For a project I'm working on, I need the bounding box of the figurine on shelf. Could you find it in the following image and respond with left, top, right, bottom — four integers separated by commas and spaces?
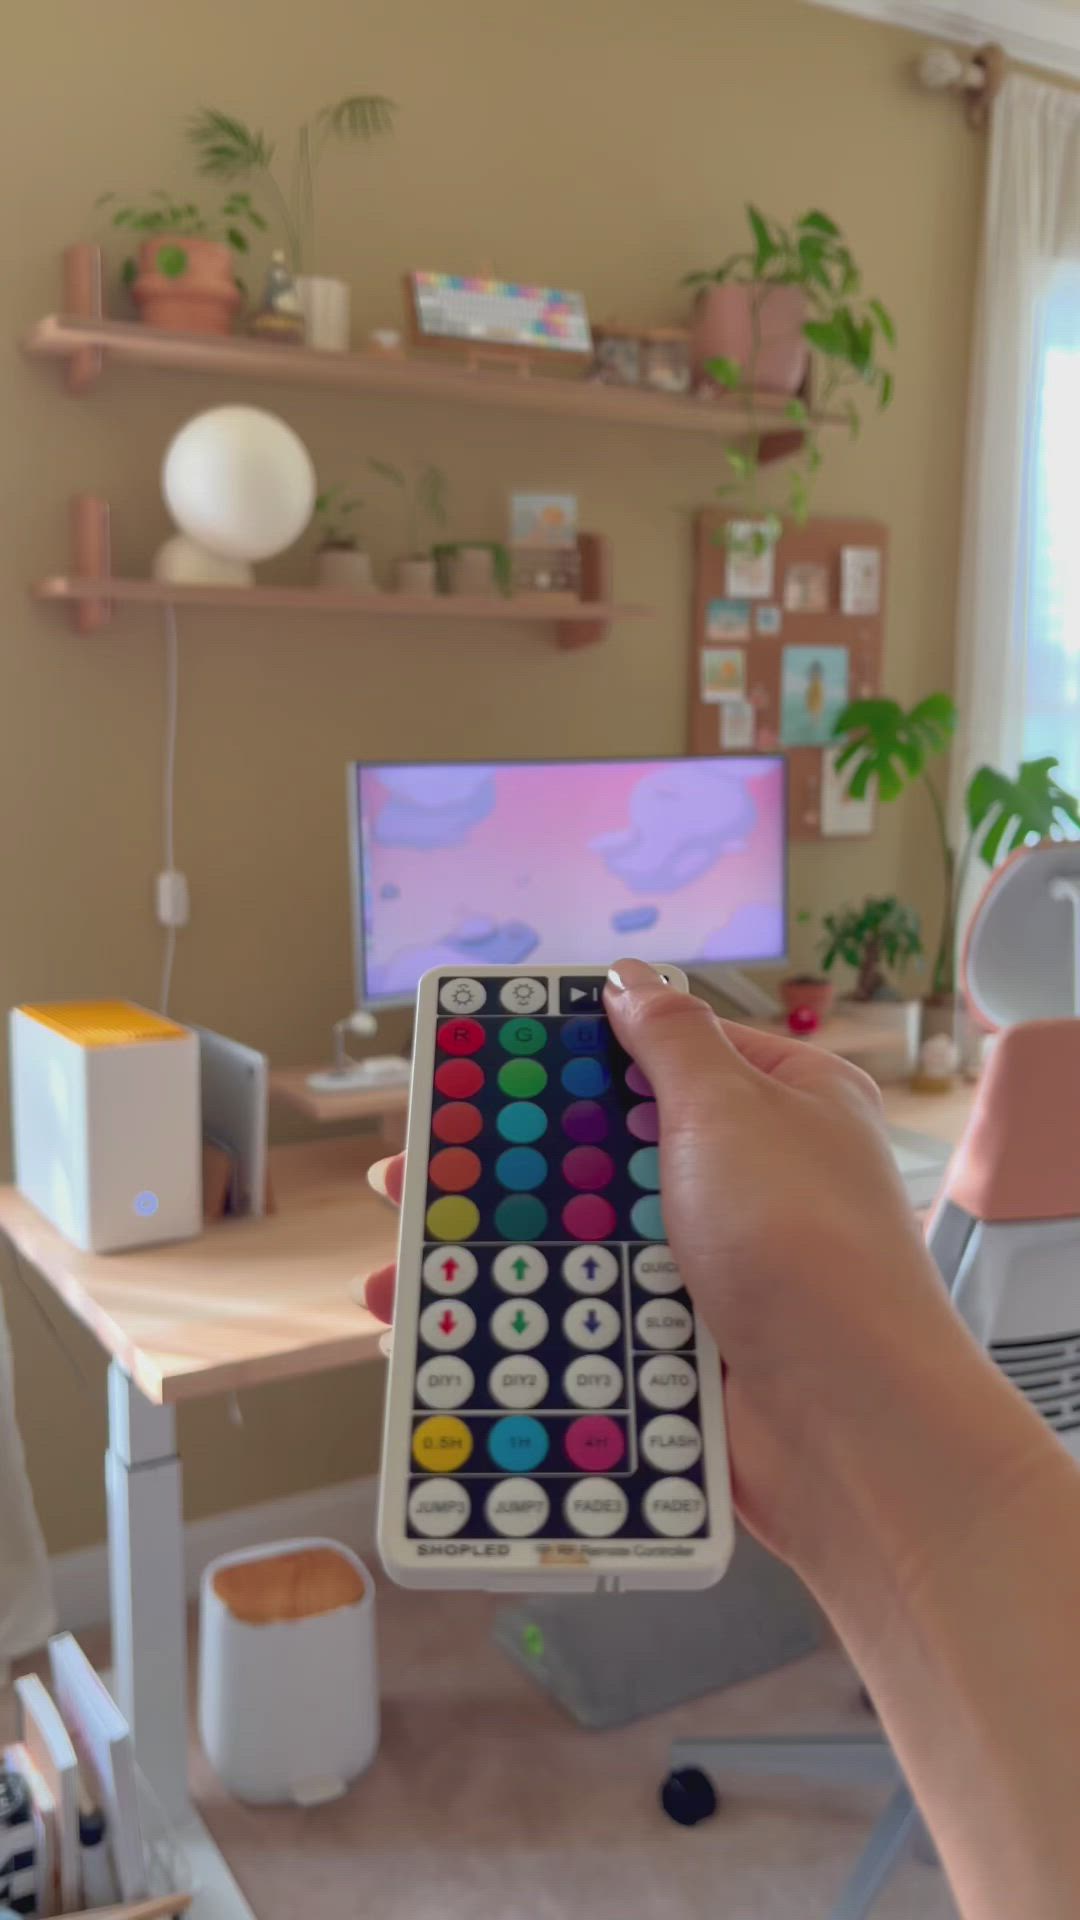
248, 250, 304, 344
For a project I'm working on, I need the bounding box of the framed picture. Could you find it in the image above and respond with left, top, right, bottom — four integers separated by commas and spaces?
509, 493, 578, 549
780, 644, 850, 746
754, 605, 782, 638
841, 546, 882, 616
821, 744, 875, 836
783, 562, 830, 613
701, 646, 747, 703
719, 699, 756, 749
706, 599, 751, 641
724, 523, 775, 600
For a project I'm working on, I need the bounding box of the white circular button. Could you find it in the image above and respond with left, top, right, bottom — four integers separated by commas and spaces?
562, 1245, 619, 1294
563, 1299, 622, 1351
489, 1357, 549, 1410
415, 1356, 474, 1410
641, 1414, 702, 1471
635, 1299, 694, 1350
439, 977, 487, 1014
490, 1297, 549, 1352
492, 1245, 549, 1294
485, 1478, 550, 1538
564, 1478, 629, 1538
499, 977, 548, 1014
408, 1478, 471, 1538
638, 1355, 698, 1411
419, 1298, 477, 1352
632, 1245, 683, 1294
643, 1477, 707, 1538
563, 1356, 623, 1409
422, 1245, 478, 1294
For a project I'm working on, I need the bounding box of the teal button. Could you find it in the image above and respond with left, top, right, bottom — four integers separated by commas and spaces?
488, 1415, 549, 1473
628, 1146, 660, 1190
496, 1146, 547, 1191
500, 1019, 546, 1056
495, 1194, 548, 1240
561, 1055, 611, 1097
631, 1194, 666, 1240
497, 1102, 548, 1145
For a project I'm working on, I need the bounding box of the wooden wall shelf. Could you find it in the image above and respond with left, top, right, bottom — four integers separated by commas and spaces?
23, 314, 834, 468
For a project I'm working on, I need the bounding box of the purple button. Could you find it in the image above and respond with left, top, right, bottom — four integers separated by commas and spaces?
562, 1146, 615, 1191
626, 1063, 653, 1097
562, 1100, 609, 1145
563, 1193, 617, 1241
564, 1415, 625, 1473
626, 1102, 660, 1143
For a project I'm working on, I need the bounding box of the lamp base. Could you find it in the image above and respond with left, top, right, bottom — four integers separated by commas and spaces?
152, 535, 254, 587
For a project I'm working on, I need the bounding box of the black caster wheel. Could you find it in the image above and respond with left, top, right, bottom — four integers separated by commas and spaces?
661, 1767, 719, 1826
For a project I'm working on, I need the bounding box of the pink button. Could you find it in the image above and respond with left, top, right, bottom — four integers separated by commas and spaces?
565, 1415, 625, 1473
626, 1102, 660, 1143
626, 1063, 653, 1097
562, 1146, 615, 1191
562, 1193, 617, 1240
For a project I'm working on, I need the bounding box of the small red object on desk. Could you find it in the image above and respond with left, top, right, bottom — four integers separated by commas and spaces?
787, 1005, 820, 1035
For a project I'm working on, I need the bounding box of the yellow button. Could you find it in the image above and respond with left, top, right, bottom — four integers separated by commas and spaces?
426, 1195, 480, 1242
412, 1416, 473, 1473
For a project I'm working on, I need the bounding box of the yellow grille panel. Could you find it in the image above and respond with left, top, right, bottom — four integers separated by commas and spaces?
18, 1000, 187, 1047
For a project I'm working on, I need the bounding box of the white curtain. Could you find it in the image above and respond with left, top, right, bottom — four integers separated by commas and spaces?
950, 75, 1080, 836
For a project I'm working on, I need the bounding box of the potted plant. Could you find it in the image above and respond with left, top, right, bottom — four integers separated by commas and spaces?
818, 895, 923, 1070
683, 205, 895, 533
832, 694, 1080, 1042
778, 915, 835, 1025
432, 541, 513, 598
368, 460, 449, 594
188, 97, 395, 350
313, 485, 374, 591
96, 189, 266, 333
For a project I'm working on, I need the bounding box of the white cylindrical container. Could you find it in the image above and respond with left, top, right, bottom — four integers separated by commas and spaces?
316, 547, 375, 591
198, 1538, 378, 1805
296, 276, 351, 351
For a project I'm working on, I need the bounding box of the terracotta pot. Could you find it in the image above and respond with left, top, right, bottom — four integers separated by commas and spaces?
691, 283, 808, 395
133, 236, 240, 335
316, 547, 375, 592
779, 976, 834, 1021
395, 555, 437, 595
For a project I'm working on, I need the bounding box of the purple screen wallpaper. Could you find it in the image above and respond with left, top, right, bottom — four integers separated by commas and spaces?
353, 759, 786, 1002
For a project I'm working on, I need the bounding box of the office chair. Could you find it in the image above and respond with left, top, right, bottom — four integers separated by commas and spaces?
661, 839, 1080, 1920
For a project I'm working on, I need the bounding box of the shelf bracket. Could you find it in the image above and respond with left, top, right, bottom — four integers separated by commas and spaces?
557, 533, 612, 650
69, 493, 113, 633
62, 245, 106, 393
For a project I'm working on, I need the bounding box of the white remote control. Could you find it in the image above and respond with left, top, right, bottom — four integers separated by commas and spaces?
377, 964, 734, 1591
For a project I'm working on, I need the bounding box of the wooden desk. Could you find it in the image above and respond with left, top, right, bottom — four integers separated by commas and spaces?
269, 1066, 408, 1136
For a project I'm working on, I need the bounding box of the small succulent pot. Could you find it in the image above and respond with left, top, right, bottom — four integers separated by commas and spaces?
316, 546, 375, 591
133, 236, 240, 335
395, 555, 437, 595
779, 976, 834, 1022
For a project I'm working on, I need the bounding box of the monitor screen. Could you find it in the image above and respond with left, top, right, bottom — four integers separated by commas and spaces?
348, 756, 787, 1006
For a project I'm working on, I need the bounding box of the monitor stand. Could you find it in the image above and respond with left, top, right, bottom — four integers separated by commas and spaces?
689, 967, 781, 1021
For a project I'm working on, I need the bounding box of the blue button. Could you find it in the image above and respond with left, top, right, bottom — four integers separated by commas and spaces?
562, 1017, 608, 1054
488, 1416, 549, 1473
628, 1147, 660, 1190
496, 1102, 548, 1145
495, 1194, 548, 1240
133, 1189, 159, 1218
631, 1194, 666, 1240
496, 1147, 548, 1191
561, 1055, 611, 1097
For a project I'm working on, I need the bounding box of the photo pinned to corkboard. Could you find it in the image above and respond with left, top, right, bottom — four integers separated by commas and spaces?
689, 510, 887, 841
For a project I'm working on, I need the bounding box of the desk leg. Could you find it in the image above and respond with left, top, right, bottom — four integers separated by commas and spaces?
105, 1363, 190, 1826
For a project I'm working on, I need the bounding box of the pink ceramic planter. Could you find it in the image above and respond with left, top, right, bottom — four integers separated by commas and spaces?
133, 236, 241, 335
691, 284, 809, 395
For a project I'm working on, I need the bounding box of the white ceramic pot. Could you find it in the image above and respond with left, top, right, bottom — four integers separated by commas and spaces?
449, 547, 497, 596
297, 275, 351, 351
316, 546, 375, 591
396, 555, 437, 595
841, 998, 921, 1076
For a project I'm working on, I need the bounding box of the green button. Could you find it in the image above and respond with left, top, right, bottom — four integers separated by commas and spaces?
494, 1194, 548, 1240
498, 1057, 548, 1098
499, 1018, 546, 1056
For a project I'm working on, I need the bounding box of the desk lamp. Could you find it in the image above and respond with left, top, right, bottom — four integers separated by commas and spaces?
306, 1011, 410, 1095
928, 839, 1080, 1463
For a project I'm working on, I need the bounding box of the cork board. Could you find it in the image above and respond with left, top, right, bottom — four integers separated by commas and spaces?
689, 511, 888, 841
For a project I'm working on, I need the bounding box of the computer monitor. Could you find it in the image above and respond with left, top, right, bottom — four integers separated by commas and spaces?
347, 756, 787, 1009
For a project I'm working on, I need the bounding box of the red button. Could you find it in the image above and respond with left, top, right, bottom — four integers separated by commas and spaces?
562, 1193, 617, 1240
431, 1102, 483, 1145
562, 1146, 615, 1191
434, 1058, 484, 1099
437, 1018, 485, 1056
429, 1147, 482, 1193
564, 1415, 625, 1472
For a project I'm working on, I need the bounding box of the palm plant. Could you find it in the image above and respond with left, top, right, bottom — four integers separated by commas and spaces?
188, 97, 395, 274
832, 693, 1080, 1000
819, 896, 922, 1002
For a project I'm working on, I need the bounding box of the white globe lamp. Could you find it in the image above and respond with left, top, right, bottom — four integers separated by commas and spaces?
154, 406, 317, 587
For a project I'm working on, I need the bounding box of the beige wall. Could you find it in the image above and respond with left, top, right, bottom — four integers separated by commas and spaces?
2, 0, 983, 1555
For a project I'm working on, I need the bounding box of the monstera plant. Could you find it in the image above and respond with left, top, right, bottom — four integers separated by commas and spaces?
832, 694, 1080, 1002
